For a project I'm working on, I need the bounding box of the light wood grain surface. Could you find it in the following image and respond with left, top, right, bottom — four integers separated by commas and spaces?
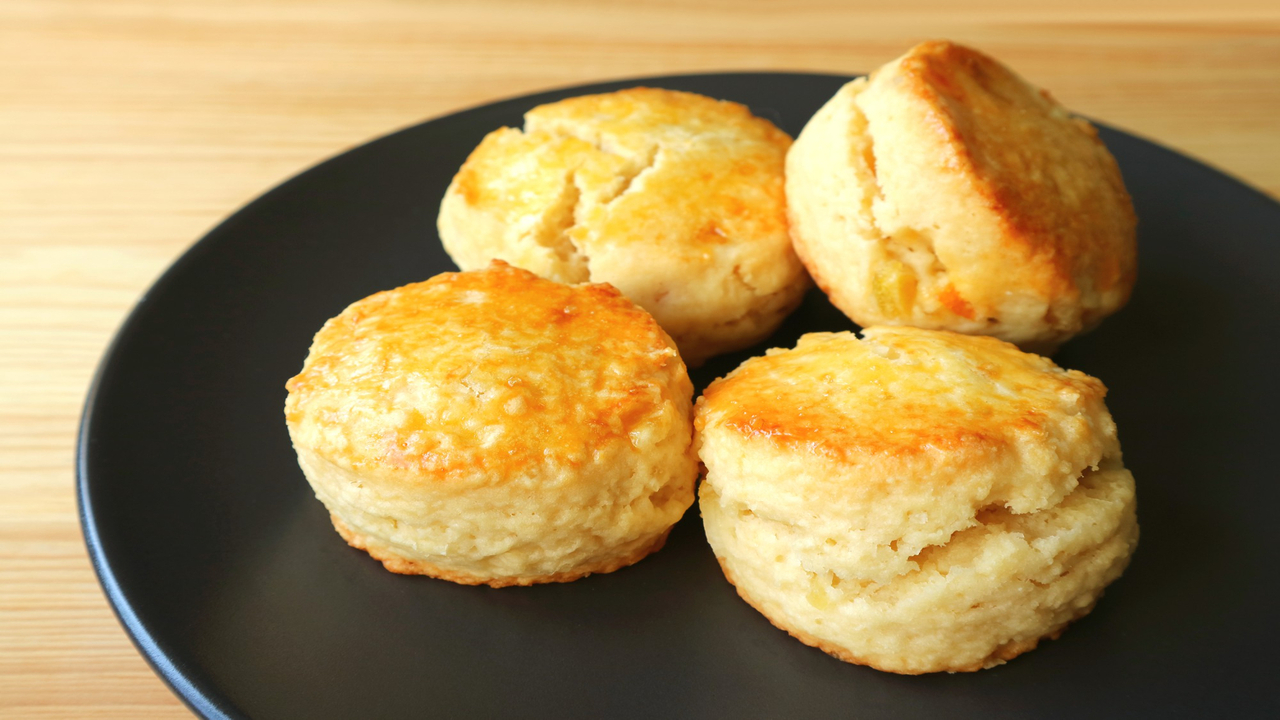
2, 0, 1277, 716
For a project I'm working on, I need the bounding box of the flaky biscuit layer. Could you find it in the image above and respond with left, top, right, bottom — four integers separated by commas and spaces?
696, 328, 1139, 673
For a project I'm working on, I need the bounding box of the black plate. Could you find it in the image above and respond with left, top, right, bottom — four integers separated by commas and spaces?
79, 73, 1280, 719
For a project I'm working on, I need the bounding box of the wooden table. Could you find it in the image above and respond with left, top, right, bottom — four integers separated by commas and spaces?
2, 1, 1277, 716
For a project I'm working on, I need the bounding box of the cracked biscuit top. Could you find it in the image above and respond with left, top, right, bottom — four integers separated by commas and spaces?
285, 261, 692, 484
438, 87, 811, 367
786, 41, 1137, 352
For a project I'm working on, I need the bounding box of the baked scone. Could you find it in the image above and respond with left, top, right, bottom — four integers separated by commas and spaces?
438, 87, 811, 367
284, 262, 697, 587
696, 327, 1138, 674
786, 41, 1137, 353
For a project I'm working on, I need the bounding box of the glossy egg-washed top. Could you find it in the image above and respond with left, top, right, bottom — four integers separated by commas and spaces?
697, 328, 1116, 487
285, 262, 691, 482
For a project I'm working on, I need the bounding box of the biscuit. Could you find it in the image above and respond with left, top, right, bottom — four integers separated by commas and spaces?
696, 327, 1139, 673
438, 87, 811, 366
285, 262, 698, 586
786, 41, 1137, 352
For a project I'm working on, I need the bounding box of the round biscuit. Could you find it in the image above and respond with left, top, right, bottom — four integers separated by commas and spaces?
696, 327, 1139, 673
786, 41, 1137, 352
285, 262, 698, 586
439, 87, 811, 366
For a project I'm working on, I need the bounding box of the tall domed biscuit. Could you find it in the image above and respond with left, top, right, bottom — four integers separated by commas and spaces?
438, 87, 811, 367
696, 327, 1138, 673
285, 262, 697, 587
786, 41, 1137, 352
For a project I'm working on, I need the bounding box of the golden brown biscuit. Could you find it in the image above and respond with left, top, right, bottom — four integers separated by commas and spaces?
696, 327, 1138, 673
786, 41, 1137, 352
438, 87, 811, 366
285, 262, 698, 586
